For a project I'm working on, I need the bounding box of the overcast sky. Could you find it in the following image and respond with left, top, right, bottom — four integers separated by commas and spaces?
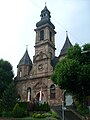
0, 0, 90, 76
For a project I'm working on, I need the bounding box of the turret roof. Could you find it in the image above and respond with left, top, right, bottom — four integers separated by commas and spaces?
17, 49, 32, 67
59, 33, 72, 56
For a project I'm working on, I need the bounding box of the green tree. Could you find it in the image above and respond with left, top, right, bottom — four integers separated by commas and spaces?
52, 43, 90, 103
0, 59, 14, 98
81, 44, 90, 64
2, 82, 18, 111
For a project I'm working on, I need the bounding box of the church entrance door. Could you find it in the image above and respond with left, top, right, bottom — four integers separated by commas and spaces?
36, 92, 44, 103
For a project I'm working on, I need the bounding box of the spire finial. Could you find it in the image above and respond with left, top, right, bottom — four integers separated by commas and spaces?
66, 31, 68, 37
26, 45, 28, 51
45, 2, 47, 7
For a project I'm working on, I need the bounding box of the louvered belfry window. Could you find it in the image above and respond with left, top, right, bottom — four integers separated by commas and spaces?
40, 30, 44, 40
49, 31, 52, 41
50, 84, 55, 99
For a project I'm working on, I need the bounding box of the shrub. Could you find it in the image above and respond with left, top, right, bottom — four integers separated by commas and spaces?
32, 111, 60, 119
12, 103, 27, 118
18, 102, 29, 110
34, 102, 50, 112
18, 101, 35, 112
32, 113, 47, 118
41, 113, 47, 118
2, 82, 18, 112
51, 111, 59, 119
43, 102, 50, 111
0, 99, 3, 116
28, 101, 35, 111
77, 104, 89, 115
34, 102, 39, 111
2, 111, 8, 117
32, 113, 41, 118
45, 118, 59, 120
2, 111, 12, 117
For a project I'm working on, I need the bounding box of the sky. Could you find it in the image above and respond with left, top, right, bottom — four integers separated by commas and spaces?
0, 0, 90, 76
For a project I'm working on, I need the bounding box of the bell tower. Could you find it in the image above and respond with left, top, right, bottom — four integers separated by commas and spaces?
34, 5, 56, 60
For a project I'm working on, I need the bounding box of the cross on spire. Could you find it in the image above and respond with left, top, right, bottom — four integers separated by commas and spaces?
45, 2, 47, 6
26, 45, 28, 51
66, 31, 68, 37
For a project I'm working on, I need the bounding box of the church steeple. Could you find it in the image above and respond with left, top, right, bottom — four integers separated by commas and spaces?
59, 31, 72, 57
40, 5, 51, 20
36, 5, 55, 29
34, 5, 56, 60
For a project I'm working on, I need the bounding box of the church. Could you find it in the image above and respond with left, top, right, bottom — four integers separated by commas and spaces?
15, 5, 72, 106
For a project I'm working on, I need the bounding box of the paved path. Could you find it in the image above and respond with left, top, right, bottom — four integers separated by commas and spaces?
65, 111, 81, 120
51, 105, 82, 120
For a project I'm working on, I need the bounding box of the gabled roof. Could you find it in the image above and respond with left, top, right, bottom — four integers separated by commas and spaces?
59, 34, 72, 57
17, 49, 32, 67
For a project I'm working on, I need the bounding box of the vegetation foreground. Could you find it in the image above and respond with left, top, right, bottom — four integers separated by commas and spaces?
0, 101, 60, 120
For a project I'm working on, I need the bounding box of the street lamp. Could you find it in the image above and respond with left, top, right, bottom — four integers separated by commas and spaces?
62, 100, 67, 120
61, 90, 66, 120
62, 100, 64, 120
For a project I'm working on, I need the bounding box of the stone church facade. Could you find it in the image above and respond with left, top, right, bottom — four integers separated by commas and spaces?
15, 5, 72, 106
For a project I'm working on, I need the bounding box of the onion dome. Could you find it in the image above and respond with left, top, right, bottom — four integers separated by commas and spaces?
36, 5, 55, 29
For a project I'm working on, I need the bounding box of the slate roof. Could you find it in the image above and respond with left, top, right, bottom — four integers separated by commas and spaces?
51, 56, 59, 68
17, 49, 32, 67
59, 35, 72, 57
36, 5, 55, 29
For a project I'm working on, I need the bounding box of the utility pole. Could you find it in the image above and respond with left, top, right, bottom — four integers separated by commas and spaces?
62, 100, 65, 120
61, 90, 66, 120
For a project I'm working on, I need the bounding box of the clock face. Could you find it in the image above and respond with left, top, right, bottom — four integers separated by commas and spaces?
38, 64, 43, 71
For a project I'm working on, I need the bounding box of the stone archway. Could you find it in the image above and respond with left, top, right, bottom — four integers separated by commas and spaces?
33, 81, 47, 102
36, 92, 44, 102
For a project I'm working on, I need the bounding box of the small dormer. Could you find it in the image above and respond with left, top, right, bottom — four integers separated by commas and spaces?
17, 48, 32, 78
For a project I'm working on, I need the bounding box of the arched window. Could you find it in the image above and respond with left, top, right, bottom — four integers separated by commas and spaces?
19, 68, 22, 77
49, 31, 52, 41
40, 30, 44, 40
50, 84, 55, 99
17, 94, 21, 101
27, 87, 31, 101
